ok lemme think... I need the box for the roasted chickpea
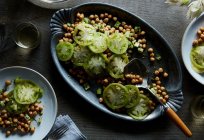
[158,68,164,73]
[140,31,145,35]
[193,40,198,46]
[6,130,11,136]
[113,17,117,21]
[89,14,94,19]
[148,48,153,53]
[30,127,35,133]
[154,70,159,75]
[103,18,109,23]
[99,98,103,103]
[163,72,169,77]
[5,80,11,86]
[150,57,155,62]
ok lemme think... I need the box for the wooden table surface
[1,0,204,140]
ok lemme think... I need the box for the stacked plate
[28,0,78,9]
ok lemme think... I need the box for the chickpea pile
[147,48,155,62]
[151,68,169,103]
[125,73,143,84]
[0,80,43,137]
[61,12,147,52]
[192,26,204,46]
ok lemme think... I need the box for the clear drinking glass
[190,95,204,119]
[13,22,41,49]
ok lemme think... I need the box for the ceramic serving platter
[50,3,183,121]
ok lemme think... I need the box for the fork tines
[50,124,69,139]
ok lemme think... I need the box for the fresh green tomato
[83,55,106,76]
[103,83,128,110]
[190,46,204,73]
[127,94,151,120]
[73,23,96,46]
[71,45,93,66]
[56,41,74,61]
[14,78,43,105]
[108,32,129,54]
[125,85,140,108]
[108,55,129,79]
[88,32,108,53]
[6,98,29,114]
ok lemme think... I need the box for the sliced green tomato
[73,23,96,46]
[127,94,151,120]
[125,85,140,108]
[71,46,93,66]
[190,46,204,73]
[6,98,29,114]
[108,55,129,79]
[103,83,128,110]
[14,80,43,105]
[108,32,129,54]
[83,55,106,76]
[88,32,108,53]
[56,41,74,61]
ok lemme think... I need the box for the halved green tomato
[83,55,106,76]
[103,83,128,110]
[14,79,43,105]
[88,32,108,53]
[56,41,74,61]
[108,55,129,79]
[190,46,204,73]
[73,23,96,46]
[108,32,129,54]
[6,98,29,114]
[127,94,151,120]
[71,46,93,66]
[125,85,140,108]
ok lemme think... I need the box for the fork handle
[165,107,192,137]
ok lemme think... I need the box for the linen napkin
[48,115,87,140]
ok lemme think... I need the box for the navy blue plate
[50,3,183,121]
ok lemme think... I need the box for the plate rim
[50,2,183,122]
[28,0,75,9]
[0,66,58,139]
[181,13,204,85]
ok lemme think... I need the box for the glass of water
[13,22,41,49]
[190,95,204,119]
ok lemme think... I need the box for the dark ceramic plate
[50,3,183,121]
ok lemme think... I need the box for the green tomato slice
[56,41,74,61]
[73,23,96,46]
[88,32,108,53]
[108,55,129,79]
[127,94,151,120]
[190,46,204,73]
[14,79,43,105]
[125,85,140,108]
[103,83,128,110]
[71,46,93,66]
[6,97,29,114]
[83,55,106,76]
[108,32,129,54]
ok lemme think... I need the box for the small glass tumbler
[190,95,204,119]
[13,22,41,49]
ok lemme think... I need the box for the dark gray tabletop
[1,0,204,140]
